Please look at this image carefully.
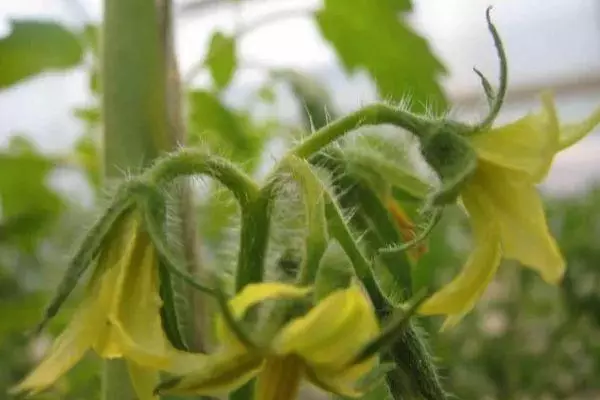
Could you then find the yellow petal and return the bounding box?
[470,162,565,283]
[558,107,600,150]
[215,282,312,348]
[305,363,367,398]
[255,356,305,400]
[11,295,105,395]
[92,218,138,359]
[127,361,160,400]
[166,349,211,376]
[470,92,559,181]
[157,351,263,396]
[273,283,378,369]
[108,226,172,367]
[419,184,502,329]
[91,251,125,359]
[309,352,378,398]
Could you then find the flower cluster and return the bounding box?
[12,9,600,400]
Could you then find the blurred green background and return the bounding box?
[1,1,600,399]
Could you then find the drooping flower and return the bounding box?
[419,94,600,328]
[12,213,201,399]
[156,282,379,400]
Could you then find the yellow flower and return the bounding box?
[12,213,201,400]
[157,282,379,400]
[420,94,600,329]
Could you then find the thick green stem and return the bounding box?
[102,0,171,397]
[291,103,428,159]
[235,191,273,291]
[103,0,169,178]
[229,178,277,400]
[147,149,259,206]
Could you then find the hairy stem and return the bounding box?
[147,149,260,206]
[235,189,273,291]
[291,103,428,159]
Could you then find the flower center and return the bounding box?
[255,355,305,400]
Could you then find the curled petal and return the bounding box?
[273,283,378,368]
[156,351,263,396]
[167,350,212,376]
[107,227,172,367]
[215,282,311,348]
[471,162,565,283]
[470,92,559,181]
[10,296,105,395]
[559,107,600,150]
[306,363,369,398]
[419,185,502,329]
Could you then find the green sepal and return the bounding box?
[471,7,509,132]
[344,149,433,201]
[35,184,135,333]
[350,288,430,366]
[139,187,189,351]
[157,260,189,351]
[420,125,478,205]
[379,207,443,255]
[473,67,495,109]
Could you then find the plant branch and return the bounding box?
[290,103,429,159]
[146,149,260,207]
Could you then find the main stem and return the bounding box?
[102,0,174,397]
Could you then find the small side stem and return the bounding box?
[147,150,260,207]
[291,103,427,159]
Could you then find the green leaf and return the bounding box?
[0,140,63,248]
[315,0,447,112]
[0,20,83,89]
[206,32,237,90]
[188,90,267,168]
[273,69,338,131]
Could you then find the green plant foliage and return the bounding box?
[273,69,338,131]
[4,3,600,400]
[0,20,83,89]
[315,0,447,113]
[0,140,63,249]
[188,90,269,168]
[206,32,237,90]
